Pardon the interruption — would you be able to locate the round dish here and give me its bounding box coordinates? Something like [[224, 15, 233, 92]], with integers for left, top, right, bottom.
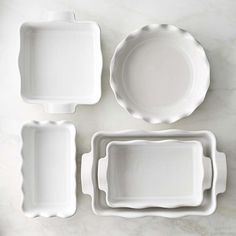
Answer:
[[110, 24, 210, 123]]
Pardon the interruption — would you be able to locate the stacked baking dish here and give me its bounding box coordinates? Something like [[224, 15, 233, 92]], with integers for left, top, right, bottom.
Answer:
[[98, 140, 212, 209], [19, 11, 227, 218], [81, 130, 226, 218]]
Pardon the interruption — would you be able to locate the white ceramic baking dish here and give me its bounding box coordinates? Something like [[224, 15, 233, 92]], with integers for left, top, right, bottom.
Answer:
[[81, 130, 227, 218], [19, 11, 102, 113], [21, 121, 76, 217], [110, 24, 210, 123], [98, 140, 212, 208]]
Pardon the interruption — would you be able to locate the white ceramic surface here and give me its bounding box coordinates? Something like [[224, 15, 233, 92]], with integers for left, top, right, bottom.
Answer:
[[19, 11, 102, 113], [110, 24, 210, 123], [21, 121, 76, 217], [81, 130, 227, 218], [98, 140, 212, 208]]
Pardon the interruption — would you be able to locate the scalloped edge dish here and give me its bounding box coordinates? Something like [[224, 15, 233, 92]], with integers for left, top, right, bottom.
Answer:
[[19, 11, 103, 113], [110, 24, 210, 123], [98, 140, 212, 209], [21, 121, 76, 217]]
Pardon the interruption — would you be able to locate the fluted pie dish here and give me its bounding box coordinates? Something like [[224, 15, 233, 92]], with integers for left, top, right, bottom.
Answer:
[[110, 24, 210, 123]]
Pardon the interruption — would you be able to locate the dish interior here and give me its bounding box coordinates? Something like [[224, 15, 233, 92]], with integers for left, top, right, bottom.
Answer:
[[105, 141, 203, 207], [20, 22, 101, 103], [22, 123, 76, 216], [123, 40, 192, 107]]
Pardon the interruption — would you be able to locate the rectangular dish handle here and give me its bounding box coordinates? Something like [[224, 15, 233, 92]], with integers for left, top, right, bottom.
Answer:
[[97, 157, 108, 192], [81, 152, 94, 196], [215, 152, 227, 194], [203, 157, 212, 190]]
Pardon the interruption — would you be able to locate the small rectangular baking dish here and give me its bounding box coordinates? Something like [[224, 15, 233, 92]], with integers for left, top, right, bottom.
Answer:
[[81, 130, 227, 218], [21, 121, 76, 217], [98, 140, 212, 208], [19, 11, 102, 113]]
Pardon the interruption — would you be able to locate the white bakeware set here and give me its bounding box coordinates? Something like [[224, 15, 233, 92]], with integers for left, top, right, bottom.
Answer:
[[19, 11, 227, 218]]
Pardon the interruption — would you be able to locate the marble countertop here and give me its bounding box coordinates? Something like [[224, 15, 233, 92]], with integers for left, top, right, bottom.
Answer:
[[0, 0, 235, 235]]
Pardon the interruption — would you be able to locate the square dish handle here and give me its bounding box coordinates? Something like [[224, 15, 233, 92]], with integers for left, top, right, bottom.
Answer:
[[45, 103, 76, 113], [215, 152, 227, 194], [46, 11, 76, 22]]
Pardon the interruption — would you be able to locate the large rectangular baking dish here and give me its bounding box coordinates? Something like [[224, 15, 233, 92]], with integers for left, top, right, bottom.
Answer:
[[97, 140, 212, 209], [19, 11, 102, 113], [81, 130, 227, 218], [21, 121, 76, 217]]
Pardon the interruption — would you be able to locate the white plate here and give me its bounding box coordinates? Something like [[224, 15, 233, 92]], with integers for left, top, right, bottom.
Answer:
[[110, 24, 210, 123], [19, 11, 102, 113], [21, 121, 76, 217], [81, 130, 227, 218], [98, 140, 212, 208]]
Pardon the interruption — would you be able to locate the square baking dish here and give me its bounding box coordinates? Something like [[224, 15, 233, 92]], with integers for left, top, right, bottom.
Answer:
[[19, 11, 102, 113], [97, 140, 212, 208], [81, 130, 227, 218], [21, 121, 76, 217]]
